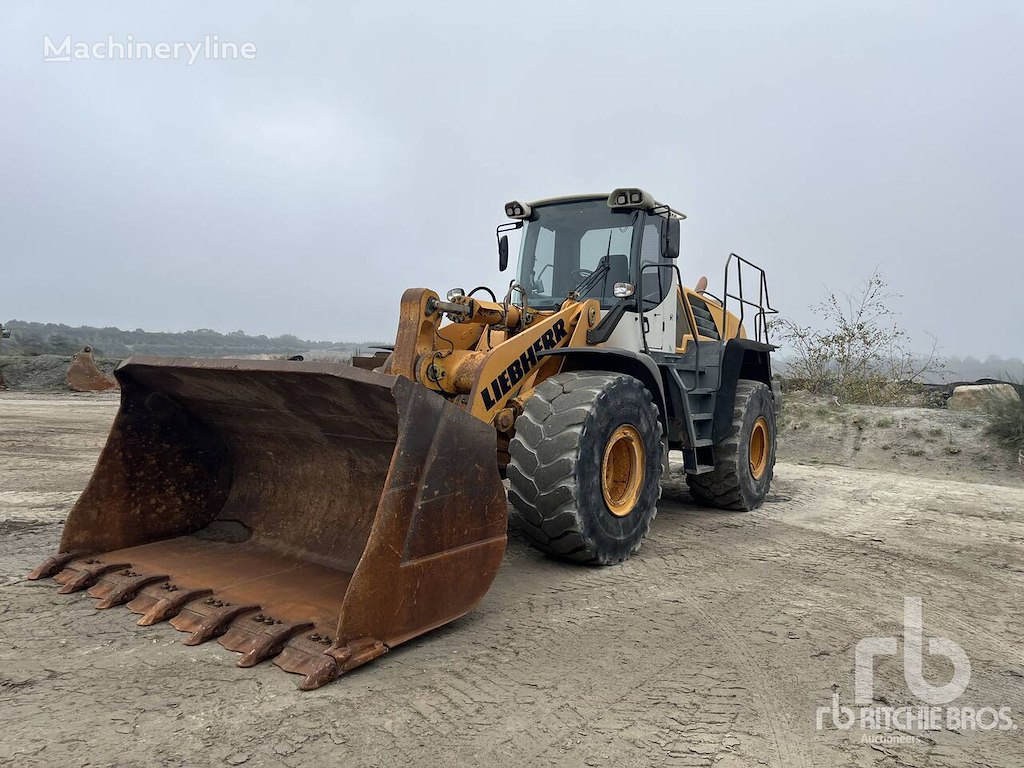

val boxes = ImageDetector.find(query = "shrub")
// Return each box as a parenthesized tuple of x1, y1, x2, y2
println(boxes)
(772, 271, 943, 405)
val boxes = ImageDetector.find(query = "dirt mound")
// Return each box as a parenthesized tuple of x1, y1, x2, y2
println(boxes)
(778, 390, 1023, 485)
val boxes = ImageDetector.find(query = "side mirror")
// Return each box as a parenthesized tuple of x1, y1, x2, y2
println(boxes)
(663, 218, 680, 259)
(496, 220, 522, 272)
(498, 235, 509, 272)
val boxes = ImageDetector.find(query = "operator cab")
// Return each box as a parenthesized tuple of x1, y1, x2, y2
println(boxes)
(499, 190, 683, 312)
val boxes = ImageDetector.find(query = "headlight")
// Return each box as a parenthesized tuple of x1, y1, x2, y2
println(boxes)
(503, 200, 532, 219)
(607, 188, 653, 209)
(446, 288, 466, 301)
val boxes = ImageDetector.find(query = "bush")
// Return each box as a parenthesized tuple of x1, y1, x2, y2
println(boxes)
(983, 379, 1024, 455)
(772, 271, 943, 405)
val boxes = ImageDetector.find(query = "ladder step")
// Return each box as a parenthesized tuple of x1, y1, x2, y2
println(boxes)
(687, 464, 715, 475)
(691, 412, 713, 421)
(693, 439, 714, 448)
(689, 387, 714, 395)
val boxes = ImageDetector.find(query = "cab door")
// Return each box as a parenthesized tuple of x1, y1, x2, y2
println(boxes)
(635, 221, 678, 352)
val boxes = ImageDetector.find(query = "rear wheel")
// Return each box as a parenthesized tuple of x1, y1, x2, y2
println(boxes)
(686, 379, 776, 510)
(507, 371, 663, 564)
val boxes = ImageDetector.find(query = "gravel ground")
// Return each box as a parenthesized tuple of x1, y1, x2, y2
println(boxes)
(1, 393, 1022, 767)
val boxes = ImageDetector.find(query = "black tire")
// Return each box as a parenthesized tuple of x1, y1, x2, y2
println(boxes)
(686, 379, 776, 510)
(507, 371, 663, 564)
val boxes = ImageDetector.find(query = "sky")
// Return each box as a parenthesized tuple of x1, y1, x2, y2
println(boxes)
(1, 1, 1022, 357)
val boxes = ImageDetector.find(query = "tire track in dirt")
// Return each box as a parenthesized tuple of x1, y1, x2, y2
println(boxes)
(431, 536, 796, 767)
(654, 463, 1024, 767)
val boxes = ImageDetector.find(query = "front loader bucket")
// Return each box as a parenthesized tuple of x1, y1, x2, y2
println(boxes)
(66, 346, 118, 392)
(30, 357, 507, 689)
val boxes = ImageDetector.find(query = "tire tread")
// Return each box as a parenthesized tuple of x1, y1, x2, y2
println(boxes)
(508, 371, 663, 564)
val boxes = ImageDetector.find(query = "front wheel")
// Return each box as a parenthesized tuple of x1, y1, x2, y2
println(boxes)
(507, 371, 663, 565)
(686, 379, 776, 510)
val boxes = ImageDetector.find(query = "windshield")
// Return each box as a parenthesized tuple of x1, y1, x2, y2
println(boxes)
(514, 200, 670, 310)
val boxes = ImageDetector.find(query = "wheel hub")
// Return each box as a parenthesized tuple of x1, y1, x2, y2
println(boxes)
(749, 416, 769, 480)
(601, 425, 645, 517)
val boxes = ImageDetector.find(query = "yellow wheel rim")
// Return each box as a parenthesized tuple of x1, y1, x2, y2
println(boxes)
(601, 425, 645, 517)
(749, 417, 770, 480)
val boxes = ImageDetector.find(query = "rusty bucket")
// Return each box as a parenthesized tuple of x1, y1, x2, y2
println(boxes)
(30, 357, 507, 689)
(66, 346, 118, 392)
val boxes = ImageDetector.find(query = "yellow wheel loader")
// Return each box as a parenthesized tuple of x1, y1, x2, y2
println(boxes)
(30, 188, 778, 689)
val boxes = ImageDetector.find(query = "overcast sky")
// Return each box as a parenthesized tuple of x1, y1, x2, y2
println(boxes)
(2, 1, 1021, 356)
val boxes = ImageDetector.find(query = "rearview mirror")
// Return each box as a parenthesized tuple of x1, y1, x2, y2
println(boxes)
(498, 235, 509, 271)
(663, 218, 680, 259)
(496, 220, 522, 272)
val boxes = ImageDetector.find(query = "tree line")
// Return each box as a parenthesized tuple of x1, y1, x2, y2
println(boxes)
(0, 320, 386, 359)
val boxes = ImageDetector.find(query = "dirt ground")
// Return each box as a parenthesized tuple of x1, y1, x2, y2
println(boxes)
(778, 390, 1024, 484)
(1, 392, 1022, 768)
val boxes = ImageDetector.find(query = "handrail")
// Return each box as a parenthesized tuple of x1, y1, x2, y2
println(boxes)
(721, 252, 778, 344)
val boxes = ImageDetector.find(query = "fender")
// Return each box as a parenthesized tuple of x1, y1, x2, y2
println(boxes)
(536, 347, 669, 441)
(713, 338, 777, 441)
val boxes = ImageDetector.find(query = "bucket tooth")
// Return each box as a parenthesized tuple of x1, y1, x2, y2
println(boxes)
(334, 638, 388, 674)
(128, 584, 214, 626)
(170, 597, 260, 645)
(297, 659, 340, 691)
(219, 615, 315, 667)
(274, 633, 341, 690)
(28, 551, 89, 581)
(88, 571, 170, 609)
(55, 561, 131, 594)
(274, 635, 388, 690)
